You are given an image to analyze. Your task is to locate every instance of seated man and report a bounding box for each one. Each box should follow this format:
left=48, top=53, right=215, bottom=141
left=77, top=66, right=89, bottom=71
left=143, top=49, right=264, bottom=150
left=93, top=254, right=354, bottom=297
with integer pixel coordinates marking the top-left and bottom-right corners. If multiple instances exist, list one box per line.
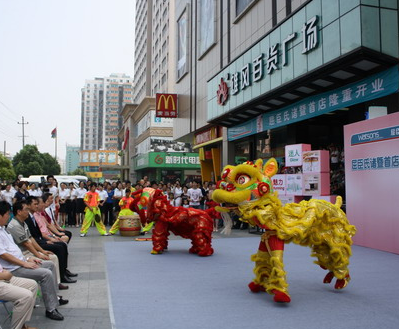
left=41, top=193, right=69, bottom=244
left=25, top=196, right=77, bottom=284
left=7, top=200, right=68, bottom=290
left=42, top=193, right=72, bottom=242
left=0, top=201, right=39, bottom=329
left=0, top=202, right=65, bottom=321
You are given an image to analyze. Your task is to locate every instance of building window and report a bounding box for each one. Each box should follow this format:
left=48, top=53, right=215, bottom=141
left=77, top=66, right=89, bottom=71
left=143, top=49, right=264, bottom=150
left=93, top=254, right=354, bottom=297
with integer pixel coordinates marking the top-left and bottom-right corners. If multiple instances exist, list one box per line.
left=177, top=5, right=189, bottom=81
left=198, top=0, right=216, bottom=59
left=236, top=0, right=258, bottom=17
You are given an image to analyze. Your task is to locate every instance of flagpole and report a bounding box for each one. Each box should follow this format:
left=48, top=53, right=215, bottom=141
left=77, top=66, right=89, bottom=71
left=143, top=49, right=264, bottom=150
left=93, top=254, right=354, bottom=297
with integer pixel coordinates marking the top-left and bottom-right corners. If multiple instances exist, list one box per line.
left=55, top=126, right=57, bottom=160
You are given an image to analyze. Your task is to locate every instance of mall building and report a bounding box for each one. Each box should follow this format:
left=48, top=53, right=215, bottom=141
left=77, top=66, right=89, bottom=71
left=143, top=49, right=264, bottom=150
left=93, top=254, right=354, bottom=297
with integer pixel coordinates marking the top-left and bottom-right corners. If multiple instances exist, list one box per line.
left=174, top=0, right=398, bottom=181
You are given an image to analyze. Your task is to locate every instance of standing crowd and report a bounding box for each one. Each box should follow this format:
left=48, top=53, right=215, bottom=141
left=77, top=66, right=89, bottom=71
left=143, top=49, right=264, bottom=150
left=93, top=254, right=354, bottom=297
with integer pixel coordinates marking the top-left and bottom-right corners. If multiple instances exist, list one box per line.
left=0, top=174, right=237, bottom=329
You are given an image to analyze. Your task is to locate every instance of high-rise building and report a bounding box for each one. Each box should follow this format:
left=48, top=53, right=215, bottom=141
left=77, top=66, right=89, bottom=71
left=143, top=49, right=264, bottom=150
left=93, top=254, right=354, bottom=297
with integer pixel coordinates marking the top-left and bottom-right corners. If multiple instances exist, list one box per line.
left=133, top=0, right=176, bottom=104
left=80, top=74, right=133, bottom=151
left=118, top=0, right=181, bottom=181
left=133, top=0, right=153, bottom=104
left=65, top=145, right=80, bottom=174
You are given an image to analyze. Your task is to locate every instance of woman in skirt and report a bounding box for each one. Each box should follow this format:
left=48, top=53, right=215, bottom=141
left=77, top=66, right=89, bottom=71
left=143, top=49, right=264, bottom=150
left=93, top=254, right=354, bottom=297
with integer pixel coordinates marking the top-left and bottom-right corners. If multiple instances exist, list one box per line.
left=58, top=182, right=70, bottom=227
left=75, top=181, right=87, bottom=227
left=67, top=182, right=77, bottom=227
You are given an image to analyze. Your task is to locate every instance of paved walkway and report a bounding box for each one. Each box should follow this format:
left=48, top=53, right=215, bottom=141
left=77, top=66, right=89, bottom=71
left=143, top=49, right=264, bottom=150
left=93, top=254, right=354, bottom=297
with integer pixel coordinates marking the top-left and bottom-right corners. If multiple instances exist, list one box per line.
left=0, top=226, right=257, bottom=329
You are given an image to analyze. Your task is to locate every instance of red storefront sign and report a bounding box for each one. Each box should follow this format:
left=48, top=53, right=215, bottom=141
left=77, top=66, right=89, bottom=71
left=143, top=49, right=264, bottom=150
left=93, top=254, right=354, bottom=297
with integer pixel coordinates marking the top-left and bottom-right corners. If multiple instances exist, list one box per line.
left=194, top=126, right=221, bottom=145
left=156, top=93, right=178, bottom=118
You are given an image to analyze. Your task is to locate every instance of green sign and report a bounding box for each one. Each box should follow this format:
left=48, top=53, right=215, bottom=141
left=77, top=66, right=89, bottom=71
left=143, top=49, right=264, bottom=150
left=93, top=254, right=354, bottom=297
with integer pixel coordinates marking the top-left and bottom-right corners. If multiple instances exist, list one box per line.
left=135, top=152, right=200, bottom=170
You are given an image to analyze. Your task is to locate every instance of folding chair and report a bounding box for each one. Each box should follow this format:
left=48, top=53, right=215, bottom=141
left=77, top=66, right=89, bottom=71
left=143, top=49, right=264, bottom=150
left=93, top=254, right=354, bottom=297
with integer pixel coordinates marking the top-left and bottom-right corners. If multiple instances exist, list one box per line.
left=0, top=299, right=12, bottom=328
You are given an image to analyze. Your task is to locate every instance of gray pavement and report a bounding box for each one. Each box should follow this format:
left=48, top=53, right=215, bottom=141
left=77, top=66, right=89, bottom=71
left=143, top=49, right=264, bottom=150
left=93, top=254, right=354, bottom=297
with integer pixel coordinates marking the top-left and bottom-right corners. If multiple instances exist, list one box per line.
left=0, top=225, right=258, bottom=329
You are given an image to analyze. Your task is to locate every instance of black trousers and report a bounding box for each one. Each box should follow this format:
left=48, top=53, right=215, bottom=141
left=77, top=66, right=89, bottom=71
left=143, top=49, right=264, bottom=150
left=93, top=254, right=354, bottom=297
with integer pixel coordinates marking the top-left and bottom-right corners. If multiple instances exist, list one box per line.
left=103, top=202, right=114, bottom=226
left=38, top=240, right=69, bottom=278
left=67, top=200, right=76, bottom=226
left=55, top=229, right=72, bottom=243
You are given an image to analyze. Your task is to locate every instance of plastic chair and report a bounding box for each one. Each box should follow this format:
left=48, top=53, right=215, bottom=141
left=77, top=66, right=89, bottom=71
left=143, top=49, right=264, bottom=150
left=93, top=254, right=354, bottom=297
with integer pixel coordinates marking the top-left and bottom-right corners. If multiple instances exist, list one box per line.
left=0, top=299, right=12, bottom=328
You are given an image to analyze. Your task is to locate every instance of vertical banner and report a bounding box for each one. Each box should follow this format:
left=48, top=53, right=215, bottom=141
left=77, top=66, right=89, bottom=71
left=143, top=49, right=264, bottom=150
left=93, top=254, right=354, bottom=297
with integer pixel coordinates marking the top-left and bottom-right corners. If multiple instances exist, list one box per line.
left=344, top=112, right=399, bottom=254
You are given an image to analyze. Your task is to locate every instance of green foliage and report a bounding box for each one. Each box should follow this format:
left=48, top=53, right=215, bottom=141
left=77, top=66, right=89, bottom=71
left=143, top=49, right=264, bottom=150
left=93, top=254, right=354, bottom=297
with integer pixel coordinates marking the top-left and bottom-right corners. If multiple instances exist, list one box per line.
left=0, top=154, right=16, bottom=181
left=70, top=168, right=87, bottom=176
left=12, top=145, right=60, bottom=177
left=42, top=153, right=61, bottom=175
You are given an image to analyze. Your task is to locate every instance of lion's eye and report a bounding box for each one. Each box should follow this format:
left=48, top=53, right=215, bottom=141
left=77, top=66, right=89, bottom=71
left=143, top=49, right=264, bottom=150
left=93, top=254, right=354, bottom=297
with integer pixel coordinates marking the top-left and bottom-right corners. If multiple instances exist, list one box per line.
left=236, top=174, right=251, bottom=185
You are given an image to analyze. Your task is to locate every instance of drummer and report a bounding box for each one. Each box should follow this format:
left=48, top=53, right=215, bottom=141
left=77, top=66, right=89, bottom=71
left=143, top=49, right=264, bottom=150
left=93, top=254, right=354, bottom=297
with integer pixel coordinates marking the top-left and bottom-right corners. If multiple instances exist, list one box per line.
left=109, top=189, right=135, bottom=235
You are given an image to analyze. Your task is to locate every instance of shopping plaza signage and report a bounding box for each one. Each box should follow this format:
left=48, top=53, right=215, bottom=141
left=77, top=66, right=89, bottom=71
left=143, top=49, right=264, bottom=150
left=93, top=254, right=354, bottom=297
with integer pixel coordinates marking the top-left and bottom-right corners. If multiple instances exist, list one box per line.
left=228, top=66, right=399, bottom=141
left=216, top=15, right=319, bottom=104
left=208, top=1, right=399, bottom=122
left=135, top=152, right=200, bottom=170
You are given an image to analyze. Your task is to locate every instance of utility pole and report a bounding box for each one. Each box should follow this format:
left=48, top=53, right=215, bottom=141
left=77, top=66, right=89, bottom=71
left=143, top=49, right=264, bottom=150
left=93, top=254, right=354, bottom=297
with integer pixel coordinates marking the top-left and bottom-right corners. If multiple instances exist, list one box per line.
left=17, top=116, right=29, bottom=148
left=3, top=140, right=5, bottom=156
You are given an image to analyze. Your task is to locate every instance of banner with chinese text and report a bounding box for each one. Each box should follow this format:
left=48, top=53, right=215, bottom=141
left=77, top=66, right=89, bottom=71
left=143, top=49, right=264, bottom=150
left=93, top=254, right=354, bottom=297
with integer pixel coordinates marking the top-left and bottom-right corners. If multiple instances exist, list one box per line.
left=228, top=65, right=399, bottom=141
left=135, top=152, right=200, bottom=170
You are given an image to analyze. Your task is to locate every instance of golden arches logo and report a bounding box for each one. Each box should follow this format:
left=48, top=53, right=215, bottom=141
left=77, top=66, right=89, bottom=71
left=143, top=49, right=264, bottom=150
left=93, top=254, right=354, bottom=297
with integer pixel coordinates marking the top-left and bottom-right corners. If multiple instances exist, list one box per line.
left=157, top=94, right=176, bottom=111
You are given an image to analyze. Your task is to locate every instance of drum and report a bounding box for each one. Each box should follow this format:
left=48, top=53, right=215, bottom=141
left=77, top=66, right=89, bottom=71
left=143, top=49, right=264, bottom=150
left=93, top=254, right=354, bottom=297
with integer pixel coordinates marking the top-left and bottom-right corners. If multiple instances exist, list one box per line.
left=119, top=214, right=141, bottom=236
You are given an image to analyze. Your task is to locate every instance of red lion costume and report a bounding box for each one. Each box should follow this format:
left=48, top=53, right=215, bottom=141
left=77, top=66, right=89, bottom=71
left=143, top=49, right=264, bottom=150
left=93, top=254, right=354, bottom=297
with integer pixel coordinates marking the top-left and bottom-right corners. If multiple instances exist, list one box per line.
left=130, top=188, right=214, bottom=256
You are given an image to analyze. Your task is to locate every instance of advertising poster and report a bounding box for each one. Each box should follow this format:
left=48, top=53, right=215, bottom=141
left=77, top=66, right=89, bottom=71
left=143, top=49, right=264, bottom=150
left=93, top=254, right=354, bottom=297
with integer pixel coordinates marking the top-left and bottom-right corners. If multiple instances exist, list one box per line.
left=285, top=174, right=303, bottom=195
left=272, top=174, right=286, bottom=196
left=344, top=112, right=399, bottom=253
left=285, top=144, right=311, bottom=166
left=89, top=152, right=97, bottom=162
left=302, top=150, right=330, bottom=173
left=81, top=152, right=89, bottom=163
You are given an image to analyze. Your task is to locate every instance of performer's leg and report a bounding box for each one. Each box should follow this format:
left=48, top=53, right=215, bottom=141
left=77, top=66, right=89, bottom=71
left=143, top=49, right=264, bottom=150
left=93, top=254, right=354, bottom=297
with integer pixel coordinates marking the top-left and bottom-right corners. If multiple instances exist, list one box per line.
left=151, top=221, right=169, bottom=254
left=93, top=209, right=107, bottom=235
left=109, top=217, right=120, bottom=235
left=80, top=210, right=93, bottom=234
left=250, top=233, right=290, bottom=302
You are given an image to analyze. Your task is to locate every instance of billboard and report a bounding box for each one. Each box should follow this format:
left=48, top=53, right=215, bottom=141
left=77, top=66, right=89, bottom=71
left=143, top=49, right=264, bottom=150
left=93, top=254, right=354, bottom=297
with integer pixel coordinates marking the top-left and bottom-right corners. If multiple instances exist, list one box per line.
left=344, top=112, right=399, bottom=254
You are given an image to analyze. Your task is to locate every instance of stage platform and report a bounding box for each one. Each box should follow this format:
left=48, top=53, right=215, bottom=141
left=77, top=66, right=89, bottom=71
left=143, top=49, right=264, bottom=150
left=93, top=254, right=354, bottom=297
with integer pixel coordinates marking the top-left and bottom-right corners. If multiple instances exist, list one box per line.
left=105, top=237, right=399, bottom=329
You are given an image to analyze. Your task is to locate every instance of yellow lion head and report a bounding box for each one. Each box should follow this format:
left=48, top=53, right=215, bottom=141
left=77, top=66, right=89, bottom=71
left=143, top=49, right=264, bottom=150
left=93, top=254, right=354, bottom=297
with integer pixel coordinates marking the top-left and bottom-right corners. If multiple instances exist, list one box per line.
left=212, top=158, right=278, bottom=211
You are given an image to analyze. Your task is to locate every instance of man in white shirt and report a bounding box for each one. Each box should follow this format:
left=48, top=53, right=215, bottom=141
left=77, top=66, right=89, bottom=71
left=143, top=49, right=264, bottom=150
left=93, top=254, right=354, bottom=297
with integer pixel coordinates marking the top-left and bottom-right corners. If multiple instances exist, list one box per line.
left=47, top=175, right=59, bottom=212
left=187, top=181, right=203, bottom=209
left=0, top=201, right=39, bottom=329
left=1, top=183, right=15, bottom=206
left=0, top=201, right=64, bottom=321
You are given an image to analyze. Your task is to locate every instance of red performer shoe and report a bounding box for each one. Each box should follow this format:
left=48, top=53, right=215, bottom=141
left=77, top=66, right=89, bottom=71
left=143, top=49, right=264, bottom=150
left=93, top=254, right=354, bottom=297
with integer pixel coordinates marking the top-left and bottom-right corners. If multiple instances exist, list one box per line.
left=323, top=271, right=334, bottom=284
left=272, top=289, right=291, bottom=303
left=248, top=281, right=265, bottom=293
left=335, top=274, right=351, bottom=290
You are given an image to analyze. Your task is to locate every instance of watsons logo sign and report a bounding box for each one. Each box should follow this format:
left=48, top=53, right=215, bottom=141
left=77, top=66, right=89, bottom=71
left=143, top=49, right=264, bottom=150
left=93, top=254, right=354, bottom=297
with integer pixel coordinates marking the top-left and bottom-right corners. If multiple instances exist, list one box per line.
left=351, top=125, right=399, bottom=146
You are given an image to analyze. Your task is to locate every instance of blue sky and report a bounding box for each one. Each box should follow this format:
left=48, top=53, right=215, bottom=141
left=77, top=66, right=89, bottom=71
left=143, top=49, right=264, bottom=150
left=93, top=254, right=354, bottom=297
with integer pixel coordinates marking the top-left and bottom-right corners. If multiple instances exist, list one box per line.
left=0, top=0, right=135, bottom=159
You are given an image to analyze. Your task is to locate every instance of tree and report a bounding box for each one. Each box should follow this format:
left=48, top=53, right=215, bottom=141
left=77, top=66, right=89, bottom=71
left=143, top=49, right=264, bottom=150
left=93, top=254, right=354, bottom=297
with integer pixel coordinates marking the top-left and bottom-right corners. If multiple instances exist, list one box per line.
left=12, top=145, right=45, bottom=177
left=0, top=154, right=16, bottom=181
left=42, top=153, right=61, bottom=175
left=70, top=168, right=87, bottom=176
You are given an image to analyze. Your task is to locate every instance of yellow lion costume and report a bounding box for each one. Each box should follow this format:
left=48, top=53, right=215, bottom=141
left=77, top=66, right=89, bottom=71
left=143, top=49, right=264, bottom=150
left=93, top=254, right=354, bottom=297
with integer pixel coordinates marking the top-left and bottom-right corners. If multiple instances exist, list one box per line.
left=212, top=158, right=356, bottom=303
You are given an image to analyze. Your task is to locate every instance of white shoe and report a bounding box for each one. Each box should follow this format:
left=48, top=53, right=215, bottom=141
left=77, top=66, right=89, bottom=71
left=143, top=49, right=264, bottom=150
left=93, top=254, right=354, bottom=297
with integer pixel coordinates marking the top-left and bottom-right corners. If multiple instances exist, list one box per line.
left=102, top=233, right=110, bottom=236
left=80, top=233, right=86, bottom=237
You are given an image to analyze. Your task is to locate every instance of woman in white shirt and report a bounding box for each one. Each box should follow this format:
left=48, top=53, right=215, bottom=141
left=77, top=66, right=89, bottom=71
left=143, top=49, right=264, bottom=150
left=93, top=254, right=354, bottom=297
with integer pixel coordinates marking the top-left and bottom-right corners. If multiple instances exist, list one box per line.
left=113, top=182, right=124, bottom=219
left=172, top=181, right=183, bottom=207
left=58, top=182, right=70, bottom=227
left=68, top=182, right=77, bottom=227
left=97, top=184, right=109, bottom=224
left=75, top=181, right=87, bottom=227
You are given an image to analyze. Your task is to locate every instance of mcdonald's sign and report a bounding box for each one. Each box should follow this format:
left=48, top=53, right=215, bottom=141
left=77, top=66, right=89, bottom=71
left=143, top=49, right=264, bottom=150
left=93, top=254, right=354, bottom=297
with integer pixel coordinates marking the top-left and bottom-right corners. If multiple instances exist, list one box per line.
left=156, top=93, right=178, bottom=118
